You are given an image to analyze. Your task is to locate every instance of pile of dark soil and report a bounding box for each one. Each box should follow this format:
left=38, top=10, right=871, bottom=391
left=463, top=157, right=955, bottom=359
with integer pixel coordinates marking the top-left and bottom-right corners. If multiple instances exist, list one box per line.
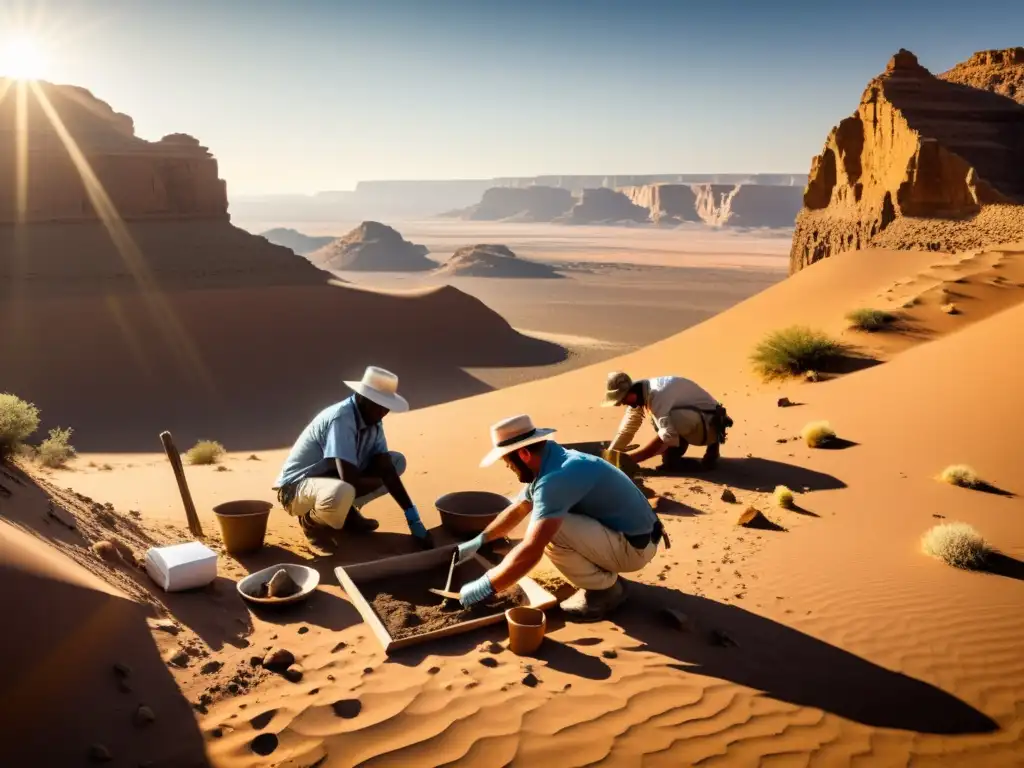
left=366, top=562, right=526, bottom=640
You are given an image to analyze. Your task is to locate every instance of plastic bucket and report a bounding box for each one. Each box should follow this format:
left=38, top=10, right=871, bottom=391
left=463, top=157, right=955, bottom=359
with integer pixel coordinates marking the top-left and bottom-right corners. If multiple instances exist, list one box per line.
left=506, top=606, right=546, bottom=656
left=213, top=500, right=272, bottom=555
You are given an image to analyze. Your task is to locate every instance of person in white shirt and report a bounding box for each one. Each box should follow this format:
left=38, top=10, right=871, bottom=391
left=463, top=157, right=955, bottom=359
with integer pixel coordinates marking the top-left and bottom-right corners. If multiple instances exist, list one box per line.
left=603, top=372, right=731, bottom=470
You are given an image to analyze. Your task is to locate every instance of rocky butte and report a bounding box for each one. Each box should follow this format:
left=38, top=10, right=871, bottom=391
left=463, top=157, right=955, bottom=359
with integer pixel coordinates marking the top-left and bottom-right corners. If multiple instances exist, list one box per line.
left=939, top=48, right=1024, bottom=105
left=790, top=49, right=1024, bottom=273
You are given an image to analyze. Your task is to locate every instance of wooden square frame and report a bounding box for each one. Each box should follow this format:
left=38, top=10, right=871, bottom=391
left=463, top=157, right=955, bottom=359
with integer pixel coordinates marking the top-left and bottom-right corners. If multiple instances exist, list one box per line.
left=335, top=546, right=557, bottom=653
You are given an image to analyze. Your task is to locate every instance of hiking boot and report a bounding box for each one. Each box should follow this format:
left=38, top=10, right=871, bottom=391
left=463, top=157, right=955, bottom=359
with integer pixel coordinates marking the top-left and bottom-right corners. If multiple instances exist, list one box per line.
left=559, top=580, right=627, bottom=622
left=660, top=443, right=688, bottom=472
left=343, top=506, right=379, bottom=534
left=297, top=512, right=335, bottom=543
left=701, top=442, right=720, bottom=470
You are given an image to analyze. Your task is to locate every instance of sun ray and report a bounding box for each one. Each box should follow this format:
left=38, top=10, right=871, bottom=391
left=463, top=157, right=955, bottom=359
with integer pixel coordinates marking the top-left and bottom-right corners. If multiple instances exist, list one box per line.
left=15, top=79, right=28, bottom=221
left=27, top=81, right=217, bottom=396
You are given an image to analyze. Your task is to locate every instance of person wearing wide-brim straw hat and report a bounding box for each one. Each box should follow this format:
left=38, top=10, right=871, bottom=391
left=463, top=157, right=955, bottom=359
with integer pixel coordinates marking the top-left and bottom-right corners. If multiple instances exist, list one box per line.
left=604, top=371, right=731, bottom=471
left=455, top=414, right=667, bottom=622
left=272, top=366, right=433, bottom=549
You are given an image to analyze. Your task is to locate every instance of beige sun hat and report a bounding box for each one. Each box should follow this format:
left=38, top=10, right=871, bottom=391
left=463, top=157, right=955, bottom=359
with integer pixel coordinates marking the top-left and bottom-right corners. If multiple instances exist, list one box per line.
left=344, top=366, right=409, bottom=413
left=601, top=371, right=633, bottom=407
left=480, top=414, right=557, bottom=468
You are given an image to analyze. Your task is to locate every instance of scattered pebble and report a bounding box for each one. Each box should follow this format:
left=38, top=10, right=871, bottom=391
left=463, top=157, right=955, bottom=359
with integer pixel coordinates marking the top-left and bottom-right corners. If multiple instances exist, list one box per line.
left=250, top=733, right=279, bottom=757
left=284, top=664, right=304, bottom=683
left=262, top=648, right=295, bottom=670
left=720, top=489, right=737, bottom=503
left=479, top=657, right=498, bottom=668
left=149, top=619, right=180, bottom=635
left=169, top=650, right=189, bottom=668
left=601, top=649, right=618, bottom=659
left=201, top=660, right=223, bottom=675
left=297, top=626, right=309, bottom=635
left=247, top=454, right=260, bottom=461
left=777, top=397, right=794, bottom=407
left=331, top=642, right=347, bottom=653
left=332, top=699, right=362, bottom=719
left=521, top=673, right=540, bottom=687
left=92, top=540, right=120, bottom=563
left=134, top=705, right=155, bottom=727
left=363, top=667, right=373, bottom=675
left=427, top=666, right=440, bottom=675
left=88, top=744, right=112, bottom=763
left=660, top=608, right=691, bottom=632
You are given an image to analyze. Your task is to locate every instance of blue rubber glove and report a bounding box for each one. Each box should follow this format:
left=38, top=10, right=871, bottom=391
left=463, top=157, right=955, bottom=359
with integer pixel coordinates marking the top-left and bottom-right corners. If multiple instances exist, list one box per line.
left=459, top=574, right=494, bottom=608
left=404, top=505, right=429, bottom=539
left=456, top=533, right=485, bottom=565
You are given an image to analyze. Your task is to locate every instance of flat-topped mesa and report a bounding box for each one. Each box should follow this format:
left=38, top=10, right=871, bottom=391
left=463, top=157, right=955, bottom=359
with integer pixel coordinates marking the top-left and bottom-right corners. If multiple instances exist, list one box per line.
left=790, top=49, right=1024, bottom=272
left=0, top=79, right=228, bottom=223
left=939, top=47, right=1024, bottom=105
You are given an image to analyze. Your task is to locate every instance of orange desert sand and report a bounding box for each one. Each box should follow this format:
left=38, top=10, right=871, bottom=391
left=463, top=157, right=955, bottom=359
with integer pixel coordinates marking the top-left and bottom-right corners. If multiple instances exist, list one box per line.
left=3, top=54, right=1024, bottom=768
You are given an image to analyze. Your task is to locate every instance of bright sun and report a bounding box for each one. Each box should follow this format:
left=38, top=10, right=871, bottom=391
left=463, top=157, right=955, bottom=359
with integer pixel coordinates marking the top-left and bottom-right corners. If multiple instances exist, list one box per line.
left=0, top=36, right=48, bottom=80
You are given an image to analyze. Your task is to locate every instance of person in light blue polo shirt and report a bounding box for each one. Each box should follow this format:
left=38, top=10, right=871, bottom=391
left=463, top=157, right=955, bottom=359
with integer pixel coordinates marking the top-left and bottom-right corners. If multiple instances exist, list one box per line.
left=273, top=366, right=433, bottom=548
left=454, top=414, right=666, bottom=621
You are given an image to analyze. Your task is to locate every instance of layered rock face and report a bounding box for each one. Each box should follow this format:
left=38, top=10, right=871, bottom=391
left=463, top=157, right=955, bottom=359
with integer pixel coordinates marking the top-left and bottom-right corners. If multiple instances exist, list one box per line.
left=309, top=221, right=434, bottom=271
left=623, top=183, right=802, bottom=227
left=790, top=50, right=1024, bottom=272
left=561, top=188, right=649, bottom=224
left=0, top=80, right=228, bottom=223
left=940, top=48, right=1024, bottom=105
left=459, top=186, right=575, bottom=221
left=622, top=184, right=701, bottom=224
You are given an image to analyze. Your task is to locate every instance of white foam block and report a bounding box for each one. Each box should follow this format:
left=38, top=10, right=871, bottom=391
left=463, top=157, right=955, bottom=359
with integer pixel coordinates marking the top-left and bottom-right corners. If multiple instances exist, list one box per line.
left=145, top=541, right=218, bottom=592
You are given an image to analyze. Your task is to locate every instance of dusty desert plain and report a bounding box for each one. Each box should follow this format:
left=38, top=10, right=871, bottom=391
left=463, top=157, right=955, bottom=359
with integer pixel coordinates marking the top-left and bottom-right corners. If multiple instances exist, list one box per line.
left=3, top=47, right=1024, bottom=768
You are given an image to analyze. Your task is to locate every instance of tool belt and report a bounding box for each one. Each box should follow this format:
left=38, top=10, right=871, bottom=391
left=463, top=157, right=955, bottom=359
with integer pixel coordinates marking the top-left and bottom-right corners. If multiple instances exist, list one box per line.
left=671, top=403, right=733, bottom=444
left=626, top=518, right=671, bottom=550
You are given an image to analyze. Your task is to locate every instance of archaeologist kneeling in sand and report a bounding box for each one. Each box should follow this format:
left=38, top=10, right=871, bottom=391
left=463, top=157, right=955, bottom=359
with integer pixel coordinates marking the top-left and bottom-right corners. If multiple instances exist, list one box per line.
left=603, top=371, right=732, bottom=471
left=272, top=366, right=433, bottom=548
left=456, top=415, right=666, bottom=621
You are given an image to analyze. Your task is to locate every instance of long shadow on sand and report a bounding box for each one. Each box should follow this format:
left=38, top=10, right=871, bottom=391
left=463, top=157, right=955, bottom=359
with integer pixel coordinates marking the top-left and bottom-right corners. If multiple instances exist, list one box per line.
left=986, top=552, right=1024, bottom=581
left=616, top=581, right=997, bottom=735
left=648, top=456, right=847, bottom=493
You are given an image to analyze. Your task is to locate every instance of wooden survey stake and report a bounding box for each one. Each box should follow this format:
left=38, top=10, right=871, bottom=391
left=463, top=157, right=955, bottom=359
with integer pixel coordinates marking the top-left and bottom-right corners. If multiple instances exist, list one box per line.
left=159, top=430, right=204, bottom=538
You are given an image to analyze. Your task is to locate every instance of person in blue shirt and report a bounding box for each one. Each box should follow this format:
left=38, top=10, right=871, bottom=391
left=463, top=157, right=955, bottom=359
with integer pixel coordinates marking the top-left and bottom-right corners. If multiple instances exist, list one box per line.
left=272, top=366, right=433, bottom=548
left=456, top=414, right=666, bottom=621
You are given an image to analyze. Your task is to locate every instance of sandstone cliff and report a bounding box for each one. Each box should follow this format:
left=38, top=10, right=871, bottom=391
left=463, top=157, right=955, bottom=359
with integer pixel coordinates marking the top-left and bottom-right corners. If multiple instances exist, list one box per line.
left=456, top=186, right=575, bottom=221
left=940, top=48, right=1024, bottom=105
left=561, top=188, right=650, bottom=224
left=623, top=183, right=802, bottom=227
left=434, top=244, right=561, bottom=278
left=0, top=79, right=227, bottom=223
left=790, top=50, right=1024, bottom=272
left=309, top=221, right=434, bottom=272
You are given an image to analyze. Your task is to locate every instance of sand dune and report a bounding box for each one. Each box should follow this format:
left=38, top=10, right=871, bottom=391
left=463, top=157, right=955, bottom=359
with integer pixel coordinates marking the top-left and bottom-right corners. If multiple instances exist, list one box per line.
left=5, top=241, right=1014, bottom=765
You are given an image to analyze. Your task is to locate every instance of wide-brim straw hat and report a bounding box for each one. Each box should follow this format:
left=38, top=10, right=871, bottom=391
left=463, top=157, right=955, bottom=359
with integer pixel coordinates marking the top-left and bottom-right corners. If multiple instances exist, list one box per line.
left=344, top=366, right=409, bottom=413
left=601, top=371, right=633, bottom=407
left=480, top=414, right=556, bottom=467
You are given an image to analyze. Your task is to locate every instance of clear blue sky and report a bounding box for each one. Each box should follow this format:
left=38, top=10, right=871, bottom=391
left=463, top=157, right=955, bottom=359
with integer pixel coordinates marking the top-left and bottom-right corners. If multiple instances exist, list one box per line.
left=3, top=0, right=1021, bottom=194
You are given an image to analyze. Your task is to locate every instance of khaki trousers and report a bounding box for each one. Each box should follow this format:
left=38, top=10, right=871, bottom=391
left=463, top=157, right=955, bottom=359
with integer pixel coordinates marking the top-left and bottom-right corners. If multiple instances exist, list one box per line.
left=285, top=451, right=406, bottom=530
left=666, top=408, right=715, bottom=447
left=545, top=512, right=658, bottom=590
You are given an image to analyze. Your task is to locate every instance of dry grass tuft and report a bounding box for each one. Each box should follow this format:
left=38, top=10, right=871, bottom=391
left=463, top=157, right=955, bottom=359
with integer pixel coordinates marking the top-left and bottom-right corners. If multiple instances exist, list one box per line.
left=186, top=440, right=225, bottom=466
left=750, top=326, right=845, bottom=380
left=940, top=464, right=980, bottom=488
left=801, top=421, right=836, bottom=448
left=921, top=522, right=990, bottom=570
left=773, top=485, right=795, bottom=508
left=846, top=308, right=898, bottom=332
left=0, top=393, right=40, bottom=461
left=37, top=426, right=76, bottom=468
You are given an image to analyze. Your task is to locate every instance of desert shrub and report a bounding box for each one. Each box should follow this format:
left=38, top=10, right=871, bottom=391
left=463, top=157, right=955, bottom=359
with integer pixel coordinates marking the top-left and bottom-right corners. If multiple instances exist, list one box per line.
left=773, top=485, right=795, bottom=508
left=750, top=326, right=844, bottom=380
left=801, top=420, right=836, bottom=448
left=37, top=426, right=76, bottom=468
left=186, top=440, right=225, bottom=465
left=921, top=522, right=989, bottom=569
left=846, top=308, right=897, bottom=332
left=940, top=464, right=980, bottom=489
left=0, top=393, right=41, bottom=461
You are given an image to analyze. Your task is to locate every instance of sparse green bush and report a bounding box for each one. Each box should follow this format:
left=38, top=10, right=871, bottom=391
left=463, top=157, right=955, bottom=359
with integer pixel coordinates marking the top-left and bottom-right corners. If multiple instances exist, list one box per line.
left=0, top=393, right=40, bottom=461
left=921, top=522, right=989, bottom=569
left=846, top=308, right=897, bottom=332
left=750, top=326, right=845, bottom=380
left=801, top=420, right=836, bottom=448
left=186, top=440, right=225, bottom=465
left=773, top=485, right=795, bottom=508
left=37, top=426, right=76, bottom=468
left=940, top=464, right=980, bottom=489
